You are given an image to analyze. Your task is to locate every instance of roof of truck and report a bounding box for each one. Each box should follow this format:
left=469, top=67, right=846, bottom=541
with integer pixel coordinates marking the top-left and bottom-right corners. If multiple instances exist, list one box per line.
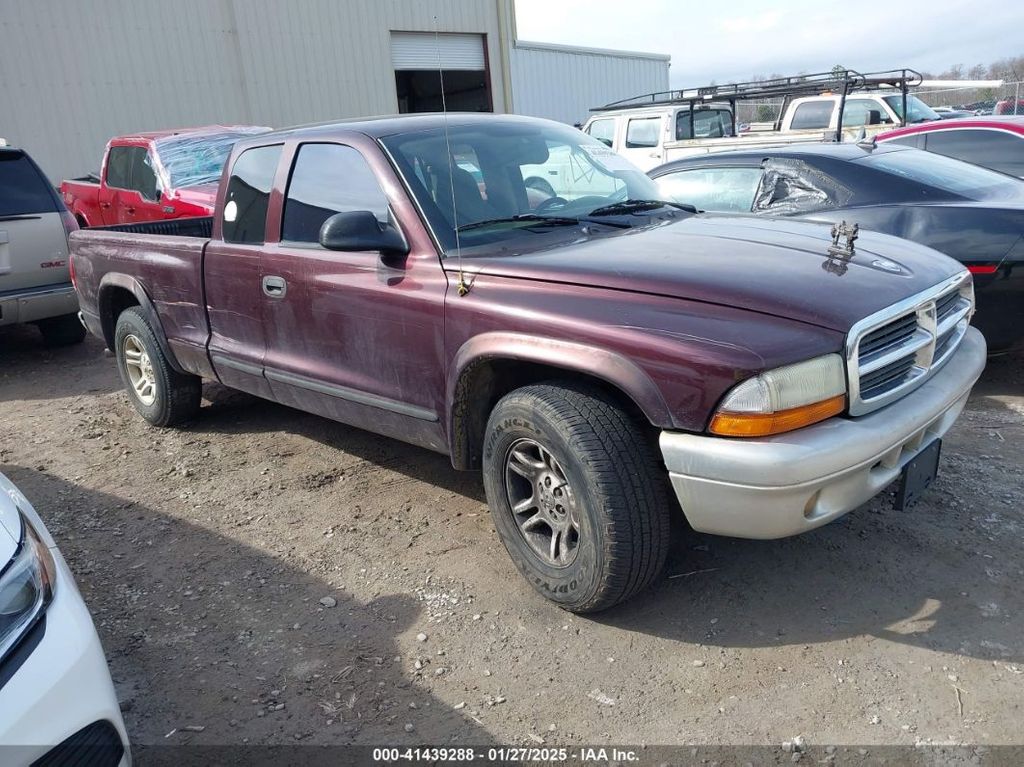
left=249, top=113, right=566, bottom=143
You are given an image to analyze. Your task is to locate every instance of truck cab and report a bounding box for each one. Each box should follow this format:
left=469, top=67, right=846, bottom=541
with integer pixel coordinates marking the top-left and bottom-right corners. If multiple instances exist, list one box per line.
left=60, top=126, right=270, bottom=228
left=583, top=105, right=735, bottom=169
left=779, top=93, right=940, bottom=134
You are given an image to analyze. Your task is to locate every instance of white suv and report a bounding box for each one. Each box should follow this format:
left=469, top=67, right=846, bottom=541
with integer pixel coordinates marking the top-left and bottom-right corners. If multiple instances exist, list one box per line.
left=0, top=473, right=129, bottom=765
left=1, top=146, right=85, bottom=345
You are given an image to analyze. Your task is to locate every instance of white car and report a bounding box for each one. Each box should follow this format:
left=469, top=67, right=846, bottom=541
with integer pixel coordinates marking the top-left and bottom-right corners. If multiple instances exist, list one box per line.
left=0, top=473, right=129, bottom=765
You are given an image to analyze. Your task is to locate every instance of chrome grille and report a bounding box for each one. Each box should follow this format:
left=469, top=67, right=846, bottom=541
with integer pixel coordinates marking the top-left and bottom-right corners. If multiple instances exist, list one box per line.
left=846, top=273, right=974, bottom=416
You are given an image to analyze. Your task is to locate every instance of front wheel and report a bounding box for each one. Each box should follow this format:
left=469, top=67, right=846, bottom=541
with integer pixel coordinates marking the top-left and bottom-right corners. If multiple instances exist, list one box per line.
left=114, top=307, right=201, bottom=426
left=482, top=382, right=671, bottom=612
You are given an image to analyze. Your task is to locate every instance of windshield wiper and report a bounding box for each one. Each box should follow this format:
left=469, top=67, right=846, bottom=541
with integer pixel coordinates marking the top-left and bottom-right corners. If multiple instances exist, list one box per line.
left=586, top=199, right=696, bottom=217
left=456, top=214, right=584, bottom=233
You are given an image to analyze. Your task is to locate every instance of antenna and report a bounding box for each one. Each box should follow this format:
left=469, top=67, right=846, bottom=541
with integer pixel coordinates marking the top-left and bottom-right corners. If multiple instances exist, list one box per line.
left=434, top=16, right=470, bottom=296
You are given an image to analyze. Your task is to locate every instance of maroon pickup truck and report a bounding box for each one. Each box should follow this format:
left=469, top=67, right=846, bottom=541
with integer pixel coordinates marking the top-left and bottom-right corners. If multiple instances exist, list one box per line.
left=70, top=114, right=986, bottom=612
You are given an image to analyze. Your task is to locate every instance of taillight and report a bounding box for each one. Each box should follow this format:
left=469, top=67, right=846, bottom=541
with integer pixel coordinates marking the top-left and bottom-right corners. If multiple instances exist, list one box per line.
left=60, top=210, right=79, bottom=238
left=967, top=264, right=998, bottom=275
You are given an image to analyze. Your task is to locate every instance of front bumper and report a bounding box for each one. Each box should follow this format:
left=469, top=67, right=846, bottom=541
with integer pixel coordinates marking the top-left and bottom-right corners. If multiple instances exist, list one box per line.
left=660, top=326, right=986, bottom=539
left=0, top=283, right=79, bottom=326
left=0, top=545, right=129, bottom=765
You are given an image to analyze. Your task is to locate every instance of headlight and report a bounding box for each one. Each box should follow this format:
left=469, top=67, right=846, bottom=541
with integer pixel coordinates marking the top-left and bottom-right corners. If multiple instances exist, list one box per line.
left=710, top=354, right=847, bottom=437
left=0, top=513, right=56, bottom=660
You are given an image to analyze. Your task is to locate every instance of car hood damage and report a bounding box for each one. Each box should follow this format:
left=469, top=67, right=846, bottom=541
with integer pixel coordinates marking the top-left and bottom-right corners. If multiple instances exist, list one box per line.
left=460, top=215, right=965, bottom=332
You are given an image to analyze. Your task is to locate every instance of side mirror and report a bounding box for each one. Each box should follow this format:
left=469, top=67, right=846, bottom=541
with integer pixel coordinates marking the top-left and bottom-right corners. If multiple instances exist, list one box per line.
left=867, top=109, right=882, bottom=126
left=319, top=211, right=408, bottom=255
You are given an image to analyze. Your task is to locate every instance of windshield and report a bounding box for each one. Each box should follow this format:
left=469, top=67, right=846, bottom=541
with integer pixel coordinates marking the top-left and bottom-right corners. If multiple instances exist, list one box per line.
left=859, top=148, right=1024, bottom=200
left=380, top=120, right=664, bottom=253
left=883, top=95, right=941, bottom=124
left=155, top=127, right=270, bottom=188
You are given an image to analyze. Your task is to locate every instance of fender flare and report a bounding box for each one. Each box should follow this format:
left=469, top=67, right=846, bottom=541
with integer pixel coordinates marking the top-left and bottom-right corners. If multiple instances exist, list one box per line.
left=97, top=273, right=186, bottom=374
left=446, top=332, right=674, bottom=469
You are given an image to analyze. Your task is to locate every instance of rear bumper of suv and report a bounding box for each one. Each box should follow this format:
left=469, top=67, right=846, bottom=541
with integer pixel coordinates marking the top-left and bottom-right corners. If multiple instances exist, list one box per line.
left=0, top=282, right=79, bottom=326
left=659, top=326, right=986, bottom=539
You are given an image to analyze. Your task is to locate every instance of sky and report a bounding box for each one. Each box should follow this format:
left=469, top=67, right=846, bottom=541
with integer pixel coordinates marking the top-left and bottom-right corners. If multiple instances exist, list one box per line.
left=514, top=0, right=1024, bottom=88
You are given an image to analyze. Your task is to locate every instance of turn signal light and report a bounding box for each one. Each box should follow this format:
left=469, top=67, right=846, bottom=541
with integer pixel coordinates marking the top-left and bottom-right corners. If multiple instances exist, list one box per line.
left=709, top=394, right=846, bottom=437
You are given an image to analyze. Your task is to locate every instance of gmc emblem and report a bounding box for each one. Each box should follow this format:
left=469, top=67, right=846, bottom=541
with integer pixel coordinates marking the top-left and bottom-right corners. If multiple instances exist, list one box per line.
left=40, top=260, right=66, bottom=269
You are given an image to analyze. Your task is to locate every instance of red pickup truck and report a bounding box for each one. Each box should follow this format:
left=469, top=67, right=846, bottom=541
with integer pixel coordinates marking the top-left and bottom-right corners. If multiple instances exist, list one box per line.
left=69, top=114, right=986, bottom=611
left=60, top=125, right=269, bottom=228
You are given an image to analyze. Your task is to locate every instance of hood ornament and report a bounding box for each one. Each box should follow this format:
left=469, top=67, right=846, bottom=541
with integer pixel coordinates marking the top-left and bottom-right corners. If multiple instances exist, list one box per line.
left=828, top=220, right=859, bottom=258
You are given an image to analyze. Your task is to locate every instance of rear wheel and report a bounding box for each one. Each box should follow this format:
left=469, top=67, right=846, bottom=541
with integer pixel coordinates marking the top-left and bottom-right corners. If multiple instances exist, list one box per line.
left=114, top=307, right=201, bottom=426
left=36, top=313, right=86, bottom=347
left=482, top=382, right=671, bottom=612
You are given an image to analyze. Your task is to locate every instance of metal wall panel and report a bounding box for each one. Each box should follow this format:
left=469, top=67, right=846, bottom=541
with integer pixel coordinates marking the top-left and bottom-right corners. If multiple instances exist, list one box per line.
left=510, top=41, right=670, bottom=127
left=0, top=0, right=509, bottom=180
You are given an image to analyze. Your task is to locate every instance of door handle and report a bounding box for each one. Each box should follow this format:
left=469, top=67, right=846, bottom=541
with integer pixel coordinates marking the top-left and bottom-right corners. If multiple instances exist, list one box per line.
left=262, top=275, right=287, bottom=298
left=125, top=206, right=136, bottom=214
left=99, top=202, right=111, bottom=209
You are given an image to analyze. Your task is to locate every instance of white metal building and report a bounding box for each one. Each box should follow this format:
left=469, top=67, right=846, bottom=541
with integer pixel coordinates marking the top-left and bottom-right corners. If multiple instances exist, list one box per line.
left=0, top=0, right=669, bottom=180
left=511, top=41, right=670, bottom=127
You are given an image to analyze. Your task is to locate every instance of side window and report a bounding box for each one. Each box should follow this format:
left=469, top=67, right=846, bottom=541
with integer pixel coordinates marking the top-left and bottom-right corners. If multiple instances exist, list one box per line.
left=789, top=101, right=834, bottom=130
left=128, top=148, right=160, bottom=200
left=842, top=99, right=893, bottom=127
left=677, top=109, right=733, bottom=140
left=884, top=135, right=923, bottom=149
left=925, top=129, right=1024, bottom=176
left=625, top=117, right=661, bottom=149
left=654, top=167, right=762, bottom=213
left=282, top=143, right=389, bottom=244
left=223, top=144, right=282, bottom=245
left=586, top=119, right=615, bottom=148
left=105, top=147, right=132, bottom=189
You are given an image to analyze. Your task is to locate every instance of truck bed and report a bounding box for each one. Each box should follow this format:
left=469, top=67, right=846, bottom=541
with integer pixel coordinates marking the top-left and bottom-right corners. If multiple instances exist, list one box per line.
left=70, top=222, right=213, bottom=376
left=86, top=216, right=213, bottom=238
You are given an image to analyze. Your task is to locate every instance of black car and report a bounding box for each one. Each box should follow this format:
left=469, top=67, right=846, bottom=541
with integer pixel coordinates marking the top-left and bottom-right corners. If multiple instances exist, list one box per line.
left=649, top=143, right=1024, bottom=352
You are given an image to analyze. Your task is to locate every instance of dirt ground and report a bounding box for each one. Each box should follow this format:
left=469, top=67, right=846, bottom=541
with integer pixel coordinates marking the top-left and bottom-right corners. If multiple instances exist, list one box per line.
left=1, top=324, right=1022, bottom=757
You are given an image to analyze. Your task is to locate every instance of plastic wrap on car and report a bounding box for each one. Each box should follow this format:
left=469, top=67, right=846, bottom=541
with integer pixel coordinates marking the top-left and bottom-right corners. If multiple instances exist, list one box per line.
left=753, top=158, right=853, bottom=215
left=151, top=126, right=271, bottom=190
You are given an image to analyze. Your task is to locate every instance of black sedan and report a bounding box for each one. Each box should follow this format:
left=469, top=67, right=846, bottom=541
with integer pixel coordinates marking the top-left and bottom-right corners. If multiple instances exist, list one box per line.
left=650, top=143, right=1024, bottom=352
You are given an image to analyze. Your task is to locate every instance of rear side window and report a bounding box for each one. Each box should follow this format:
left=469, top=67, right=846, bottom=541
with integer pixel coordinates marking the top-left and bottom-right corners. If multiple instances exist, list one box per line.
left=625, top=118, right=660, bottom=148
left=105, top=146, right=132, bottom=189
left=0, top=151, right=58, bottom=216
left=676, top=109, right=733, bottom=139
left=790, top=101, right=834, bottom=130
left=282, top=144, right=389, bottom=243
left=586, top=119, right=615, bottom=147
left=222, top=144, right=282, bottom=244
left=924, top=129, right=1024, bottom=177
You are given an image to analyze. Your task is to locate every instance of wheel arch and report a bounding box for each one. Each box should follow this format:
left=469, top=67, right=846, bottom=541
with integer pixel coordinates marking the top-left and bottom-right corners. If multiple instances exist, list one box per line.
left=447, top=332, right=673, bottom=471
left=97, top=274, right=186, bottom=374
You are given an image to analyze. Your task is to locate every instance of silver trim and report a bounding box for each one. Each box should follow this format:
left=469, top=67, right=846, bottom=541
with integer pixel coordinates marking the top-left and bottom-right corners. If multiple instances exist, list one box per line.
left=846, top=271, right=973, bottom=416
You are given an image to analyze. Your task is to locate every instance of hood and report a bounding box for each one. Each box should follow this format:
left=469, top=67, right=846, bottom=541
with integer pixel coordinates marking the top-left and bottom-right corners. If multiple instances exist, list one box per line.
left=461, top=215, right=965, bottom=332
left=170, top=183, right=219, bottom=212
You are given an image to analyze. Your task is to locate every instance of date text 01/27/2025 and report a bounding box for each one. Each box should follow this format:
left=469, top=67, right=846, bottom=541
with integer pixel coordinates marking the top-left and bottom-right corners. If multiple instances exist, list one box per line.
left=371, top=746, right=639, bottom=762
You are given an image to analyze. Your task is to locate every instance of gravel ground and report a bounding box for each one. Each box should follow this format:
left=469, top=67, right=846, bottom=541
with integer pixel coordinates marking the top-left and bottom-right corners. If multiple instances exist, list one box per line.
left=1, top=324, right=1022, bottom=756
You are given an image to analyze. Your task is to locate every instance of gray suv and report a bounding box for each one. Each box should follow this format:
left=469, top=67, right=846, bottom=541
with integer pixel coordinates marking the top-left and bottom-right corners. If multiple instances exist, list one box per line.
left=1, top=144, right=84, bottom=346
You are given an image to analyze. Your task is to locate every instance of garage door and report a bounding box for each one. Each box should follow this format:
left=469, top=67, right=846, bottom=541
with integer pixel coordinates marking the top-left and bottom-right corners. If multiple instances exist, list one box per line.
left=390, top=32, right=485, bottom=71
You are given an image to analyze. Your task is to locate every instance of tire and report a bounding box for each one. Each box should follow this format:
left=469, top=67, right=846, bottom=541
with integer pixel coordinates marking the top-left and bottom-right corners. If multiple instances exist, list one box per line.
left=36, top=313, right=86, bottom=347
left=113, top=306, right=201, bottom=427
left=482, top=382, right=671, bottom=612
